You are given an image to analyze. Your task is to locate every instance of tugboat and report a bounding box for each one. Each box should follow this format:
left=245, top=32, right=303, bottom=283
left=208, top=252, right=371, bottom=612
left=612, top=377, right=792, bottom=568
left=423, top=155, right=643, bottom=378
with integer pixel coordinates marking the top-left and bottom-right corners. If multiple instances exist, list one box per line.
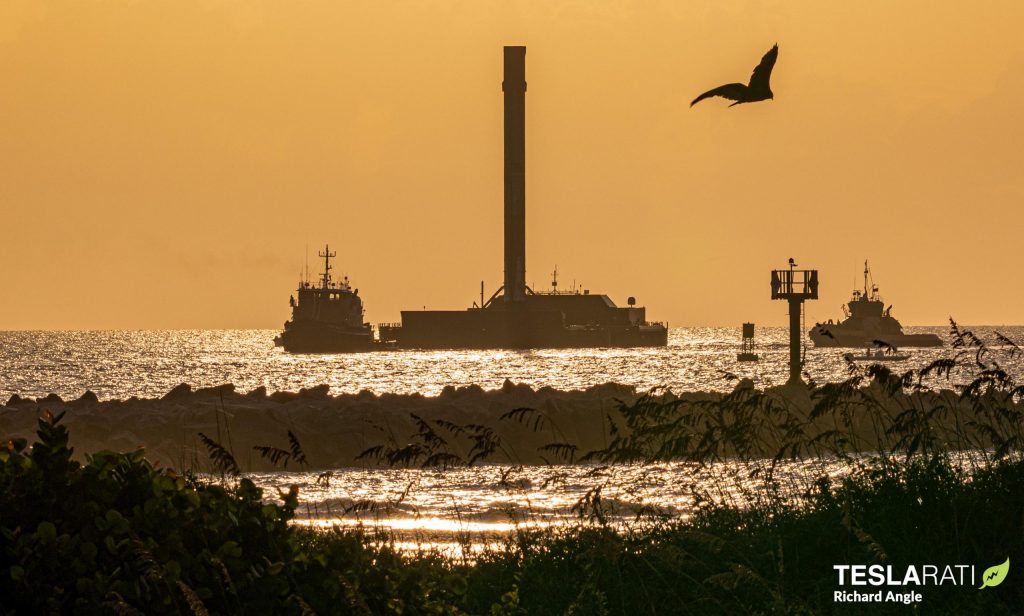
left=274, top=245, right=374, bottom=353
left=809, top=261, right=942, bottom=348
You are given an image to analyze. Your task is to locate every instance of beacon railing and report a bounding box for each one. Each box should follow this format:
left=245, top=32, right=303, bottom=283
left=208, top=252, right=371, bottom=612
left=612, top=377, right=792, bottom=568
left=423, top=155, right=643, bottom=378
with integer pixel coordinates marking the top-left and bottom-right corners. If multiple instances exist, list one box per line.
left=771, top=269, right=819, bottom=300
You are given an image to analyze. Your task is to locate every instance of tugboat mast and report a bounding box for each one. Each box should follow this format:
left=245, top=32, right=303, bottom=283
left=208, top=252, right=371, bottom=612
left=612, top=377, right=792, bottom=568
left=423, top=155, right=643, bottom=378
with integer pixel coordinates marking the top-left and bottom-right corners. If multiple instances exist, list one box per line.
left=319, top=244, right=336, bottom=289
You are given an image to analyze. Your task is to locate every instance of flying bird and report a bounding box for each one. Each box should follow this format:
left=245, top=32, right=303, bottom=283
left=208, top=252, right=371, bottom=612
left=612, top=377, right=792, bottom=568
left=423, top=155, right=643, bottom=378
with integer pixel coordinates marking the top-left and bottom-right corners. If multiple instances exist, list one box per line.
left=691, top=44, right=778, bottom=108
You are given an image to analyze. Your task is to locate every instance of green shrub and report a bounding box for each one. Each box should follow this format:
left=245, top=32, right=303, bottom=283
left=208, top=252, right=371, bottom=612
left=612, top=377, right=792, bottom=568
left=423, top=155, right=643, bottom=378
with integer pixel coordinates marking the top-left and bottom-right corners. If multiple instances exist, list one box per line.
left=0, top=412, right=471, bottom=614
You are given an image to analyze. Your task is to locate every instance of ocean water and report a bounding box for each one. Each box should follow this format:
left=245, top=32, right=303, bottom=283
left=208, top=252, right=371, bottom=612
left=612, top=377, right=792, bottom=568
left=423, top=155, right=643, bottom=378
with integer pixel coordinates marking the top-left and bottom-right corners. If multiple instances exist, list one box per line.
left=3, top=325, right=1021, bottom=552
left=2, top=326, right=1021, bottom=402
left=255, top=457, right=855, bottom=555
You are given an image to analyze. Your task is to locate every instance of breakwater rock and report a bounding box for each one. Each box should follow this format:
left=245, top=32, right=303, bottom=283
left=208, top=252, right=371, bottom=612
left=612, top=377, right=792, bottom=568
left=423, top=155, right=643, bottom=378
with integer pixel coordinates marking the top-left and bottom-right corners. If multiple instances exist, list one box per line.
left=0, top=377, right=1001, bottom=471
left=1, top=381, right=689, bottom=471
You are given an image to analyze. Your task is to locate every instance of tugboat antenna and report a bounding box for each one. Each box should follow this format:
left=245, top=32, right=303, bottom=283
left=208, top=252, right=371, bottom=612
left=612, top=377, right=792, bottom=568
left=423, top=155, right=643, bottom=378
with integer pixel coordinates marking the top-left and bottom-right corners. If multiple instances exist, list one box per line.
left=863, top=260, right=869, bottom=297
left=318, top=244, right=337, bottom=289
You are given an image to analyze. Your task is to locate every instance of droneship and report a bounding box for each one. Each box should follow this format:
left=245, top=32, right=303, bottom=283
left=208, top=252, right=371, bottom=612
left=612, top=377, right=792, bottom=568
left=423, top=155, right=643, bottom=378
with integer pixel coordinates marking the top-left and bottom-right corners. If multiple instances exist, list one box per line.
left=809, top=262, right=942, bottom=349
left=378, top=46, right=668, bottom=350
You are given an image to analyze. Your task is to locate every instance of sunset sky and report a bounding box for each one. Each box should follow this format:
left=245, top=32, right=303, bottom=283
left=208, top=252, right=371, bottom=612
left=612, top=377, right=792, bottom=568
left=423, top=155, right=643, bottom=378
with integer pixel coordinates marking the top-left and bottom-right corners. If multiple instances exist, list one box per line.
left=1, top=1, right=1021, bottom=330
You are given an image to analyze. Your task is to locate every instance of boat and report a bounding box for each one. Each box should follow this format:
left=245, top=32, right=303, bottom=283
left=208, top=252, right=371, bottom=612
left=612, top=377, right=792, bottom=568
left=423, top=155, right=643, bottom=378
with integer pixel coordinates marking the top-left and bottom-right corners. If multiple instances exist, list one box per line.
left=845, top=348, right=910, bottom=362
left=274, top=245, right=374, bottom=353
left=376, top=47, right=668, bottom=350
left=809, top=261, right=942, bottom=348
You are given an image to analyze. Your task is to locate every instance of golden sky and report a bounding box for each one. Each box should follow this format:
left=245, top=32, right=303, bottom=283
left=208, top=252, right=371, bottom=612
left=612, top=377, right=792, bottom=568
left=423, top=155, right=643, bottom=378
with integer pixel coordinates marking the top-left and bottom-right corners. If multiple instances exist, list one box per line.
left=1, top=1, right=1021, bottom=330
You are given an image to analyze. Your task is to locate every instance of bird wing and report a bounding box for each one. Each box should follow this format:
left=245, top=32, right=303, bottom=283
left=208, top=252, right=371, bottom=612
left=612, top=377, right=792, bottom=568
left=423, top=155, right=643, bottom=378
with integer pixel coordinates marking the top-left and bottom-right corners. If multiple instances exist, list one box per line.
left=690, top=82, right=747, bottom=107
left=748, top=44, right=778, bottom=90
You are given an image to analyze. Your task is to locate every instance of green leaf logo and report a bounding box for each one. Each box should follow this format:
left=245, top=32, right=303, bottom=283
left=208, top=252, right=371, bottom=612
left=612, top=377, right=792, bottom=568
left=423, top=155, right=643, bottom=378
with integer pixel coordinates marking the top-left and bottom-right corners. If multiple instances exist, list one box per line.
left=979, top=558, right=1010, bottom=589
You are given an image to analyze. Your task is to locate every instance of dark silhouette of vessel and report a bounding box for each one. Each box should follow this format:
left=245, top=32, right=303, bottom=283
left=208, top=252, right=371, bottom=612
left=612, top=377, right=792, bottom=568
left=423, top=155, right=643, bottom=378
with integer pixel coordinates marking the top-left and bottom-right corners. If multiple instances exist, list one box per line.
left=379, top=47, right=668, bottom=349
left=274, top=246, right=373, bottom=353
left=845, top=348, right=910, bottom=362
left=809, top=261, right=942, bottom=348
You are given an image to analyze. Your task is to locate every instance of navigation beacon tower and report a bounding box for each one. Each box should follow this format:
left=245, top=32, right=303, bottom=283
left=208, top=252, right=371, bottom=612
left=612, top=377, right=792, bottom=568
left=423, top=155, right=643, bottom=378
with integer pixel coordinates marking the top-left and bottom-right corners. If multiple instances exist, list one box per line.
left=771, top=259, right=818, bottom=385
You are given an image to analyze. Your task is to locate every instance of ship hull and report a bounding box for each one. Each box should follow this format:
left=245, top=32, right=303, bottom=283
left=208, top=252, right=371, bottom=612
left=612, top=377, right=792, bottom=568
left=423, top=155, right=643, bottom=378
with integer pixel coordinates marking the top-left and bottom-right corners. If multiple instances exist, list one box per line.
left=276, top=321, right=373, bottom=353
left=395, top=327, right=668, bottom=350
left=810, top=328, right=942, bottom=348
left=395, top=306, right=667, bottom=350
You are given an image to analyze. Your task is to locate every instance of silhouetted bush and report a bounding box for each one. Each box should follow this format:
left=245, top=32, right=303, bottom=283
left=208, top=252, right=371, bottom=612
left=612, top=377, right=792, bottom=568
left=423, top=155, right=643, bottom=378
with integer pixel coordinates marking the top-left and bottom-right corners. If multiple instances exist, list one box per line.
left=0, top=413, right=467, bottom=614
